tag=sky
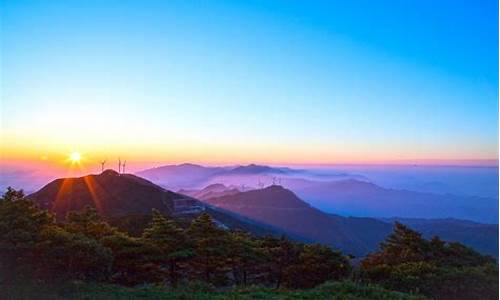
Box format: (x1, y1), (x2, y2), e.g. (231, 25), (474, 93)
(1, 0), (499, 169)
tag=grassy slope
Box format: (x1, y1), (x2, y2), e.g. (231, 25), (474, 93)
(4, 281), (427, 300)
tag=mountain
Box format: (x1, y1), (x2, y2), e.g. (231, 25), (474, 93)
(26, 170), (497, 258)
(178, 183), (242, 201)
(29, 170), (185, 217)
(294, 179), (499, 223)
(380, 218), (498, 257)
(135, 163), (226, 190)
(136, 164), (498, 223)
(199, 184), (498, 257)
(226, 164), (290, 175)
(200, 185), (394, 256)
(136, 163), (300, 190)
(27, 170), (302, 240)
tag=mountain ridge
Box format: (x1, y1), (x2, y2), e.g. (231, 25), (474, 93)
(198, 183), (498, 257)
(199, 184), (392, 256)
(27, 170), (306, 240)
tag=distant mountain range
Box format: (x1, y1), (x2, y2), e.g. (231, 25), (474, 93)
(135, 163), (228, 190)
(179, 183), (242, 200)
(136, 163), (498, 223)
(194, 183), (498, 257)
(135, 163), (298, 190)
(293, 179), (498, 223)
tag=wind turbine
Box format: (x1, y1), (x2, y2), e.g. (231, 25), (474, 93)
(118, 158), (122, 173)
(100, 159), (106, 173)
(122, 160), (127, 174)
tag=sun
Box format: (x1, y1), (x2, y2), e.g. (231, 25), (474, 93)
(69, 151), (81, 163)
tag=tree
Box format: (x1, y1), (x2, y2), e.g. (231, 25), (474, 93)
(186, 212), (230, 285)
(101, 231), (160, 286)
(65, 206), (115, 240)
(260, 235), (300, 288)
(1, 186), (25, 202)
(361, 222), (498, 300)
(284, 244), (351, 288)
(363, 222), (428, 268)
(142, 210), (192, 286)
(36, 225), (113, 281)
(0, 188), (54, 282)
(227, 230), (264, 285)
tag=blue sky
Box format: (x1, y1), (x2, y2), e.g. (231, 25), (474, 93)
(1, 0), (498, 164)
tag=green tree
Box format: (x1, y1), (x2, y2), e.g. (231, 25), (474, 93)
(186, 212), (230, 285)
(261, 235), (300, 288)
(65, 206), (116, 240)
(0, 188), (54, 282)
(363, 222), (428, 267)
(36, 225), (113, 281)
(361, 222), (498, 300)
(142, 210), (192, 286)
(227, 230), (265, 285)
(101, 231), (160, 286)
(284, 244), (351, 288)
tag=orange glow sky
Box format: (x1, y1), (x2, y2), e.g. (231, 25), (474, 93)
(2, 1), (498, 171)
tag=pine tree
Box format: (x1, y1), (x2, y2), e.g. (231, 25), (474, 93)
(36, 225), (113, 281)
(0, 188), (54, 282)
(261, 235), (300, 288)
(284, 244), (351, 288)
(65, 206), (115, 240)
(186, 212), (230, 285)
(363, 222), (428, 267)
(227, 230), (264, 285)
(101, 231), (161, 285)
(142, 209), (192, 286)
(361, 221), (499, 300)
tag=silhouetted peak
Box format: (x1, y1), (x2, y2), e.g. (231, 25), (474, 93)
(331, 179), (379, 189)
(178, 163), (204, 168)
(101, 169), (119, 176)
(229, 164), (281, 174)
(204, 183), (227, 190)
(28, 171), (188, 218)
(262, 184), (286, 191)
(205, 183), (226, 188)
(208, 184), (308, 209)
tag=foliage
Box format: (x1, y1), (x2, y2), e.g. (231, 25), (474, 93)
(361, 222), (498, 300)
(1, 188), (496, 300)
(283, 244), (351, 288)
(0, 188), (54, 282)
(186, 212), (231, 285)
(65, 206), (116, 240)
(260, 235), (300, 288)
(101, 231), (161, 285)
(142, 209), (192, 286)
(227, 230), (265, 286)
(36, 226), (113, 281)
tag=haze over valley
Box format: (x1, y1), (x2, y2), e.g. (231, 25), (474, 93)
(15, 162), (497, 259)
